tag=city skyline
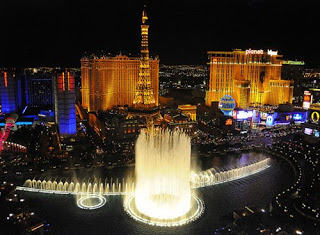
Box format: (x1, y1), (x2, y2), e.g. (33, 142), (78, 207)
(1, 3), (320, 234)
(1, 0), (319, 67)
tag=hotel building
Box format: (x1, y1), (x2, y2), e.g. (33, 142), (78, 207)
(205, 49), (293, 108)
(53, 70), (76, 135)
(81, 54), (159, 112)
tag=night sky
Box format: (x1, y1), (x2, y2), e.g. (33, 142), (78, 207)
(0, 0), (319, 67)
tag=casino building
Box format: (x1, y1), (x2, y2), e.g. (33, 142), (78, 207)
(205, 49), (293, 108)
(81, 54), (159, 112)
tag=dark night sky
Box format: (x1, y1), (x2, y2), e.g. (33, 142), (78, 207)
(0, 0), (319, 67)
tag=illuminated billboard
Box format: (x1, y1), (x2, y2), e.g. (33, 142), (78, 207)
(303, 91), (312, 109)
(225, 119), (233, 126)
(309, 110), (320, 125)
(219, 95), (236, 116)
(273, 111), (307, 124)
(304, 128), (313, 135)
(260, 112), (267, 120)
(293, 113), (302, 121)
(234, 110), (253, 120)
(266, 114), (274, 126)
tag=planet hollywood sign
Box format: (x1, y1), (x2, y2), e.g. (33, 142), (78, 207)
(245, 49), (263, 55)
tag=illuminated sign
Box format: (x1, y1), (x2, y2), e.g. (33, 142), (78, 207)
(267, 50), (278, 56)
(233, 110), (237, 120)
(260, 112), (267, 120)
(282, 60), (305, 65)
(303, 91), (312, 109)
(236, 110), (253, 120)
(293, 113), (302, 121)
(314, 130), (320, 138)
(246, 49), (263, 55)
(304, 128), (313, 135)
(266, 115), (273, 126)
(311, 111), (320, 123)
(225, 119), (233, 126)
(303, 91), (311, 102)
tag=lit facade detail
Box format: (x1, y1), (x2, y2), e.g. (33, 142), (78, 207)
(205, 49), (294, 108)
(25, 74), (53, 107)
(177, 105), (197, 121)
(53, 70), (76, 135)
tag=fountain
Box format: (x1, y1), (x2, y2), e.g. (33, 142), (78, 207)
(77, 194), (106, 210)
(16, 130), (270, 217)
(17, 158), (270, 197)
(191, 158), (270, 188)
(124, 128), (204, 227)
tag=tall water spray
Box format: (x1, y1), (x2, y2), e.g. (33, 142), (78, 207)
(134, 128), (192, 220)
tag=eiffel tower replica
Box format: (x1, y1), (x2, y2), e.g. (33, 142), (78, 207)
(128, 7), (160, 129)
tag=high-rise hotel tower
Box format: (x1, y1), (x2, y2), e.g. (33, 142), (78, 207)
(205, 49), (293, 108)
(53, 70), (76, 135)
(81, 9), (159, 112)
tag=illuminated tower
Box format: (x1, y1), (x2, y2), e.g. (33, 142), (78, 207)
(53, 70), (76, 135)
(133, 8), (156, 109)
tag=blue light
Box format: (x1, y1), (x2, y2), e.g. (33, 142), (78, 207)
(22, 106), (28, 114)
(266, 115), (274, 126)
(16, 122), (33, 125)
(0, 121), (33, 126)
(293, 113), (302, 121)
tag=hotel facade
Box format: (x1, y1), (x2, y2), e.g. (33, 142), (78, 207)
(81, 54), (159, 112)
(205, 49), (293, 108)
(53, 70), (76, 135)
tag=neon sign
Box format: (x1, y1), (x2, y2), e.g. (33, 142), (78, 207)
(311, 111), (320, 123)
(3, 72), (7, 87)
(236, 110), (253, 120)
(303, 90), (312, 109)
(225, 119), (232, 126)
(293, 113), (302, 121)
(266, 115), (273, 126)
(267, 50), (278, 56)
(62, 72), (65, 91)
(304, 128), (313, 135)
(246, 49), (263, 55)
